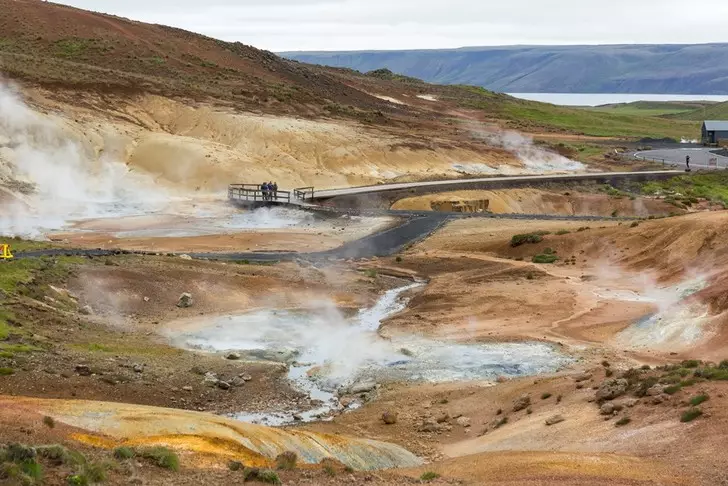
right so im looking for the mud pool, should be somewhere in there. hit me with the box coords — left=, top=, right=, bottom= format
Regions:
left=172, top=282, right=573, bottom=426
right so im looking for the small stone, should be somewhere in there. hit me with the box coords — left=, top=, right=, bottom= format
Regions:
left=217, top=381, right=231, bottom=390
left=240, top=374, right=253, bottom=381
left=652, top=395, right=665, bottom=405
left=513, top=394, right=531, bottom=412
left=349, top=380, right=377, bottom=394
left=182, top=386, right=193, bottom=392
left=646, top=385, right=665, bottom=397
left=143, top=296, right=150, bottom=302
left=80, top=305, right=93, bottom=315
left=293, top=414, right=303, bottom=421
left=545, top=415, right=565, bottom=426
left=230, top=377, right=246, bottom=387
left=456, top=416, right=471, bottom=428
left=436, top=412, right=450, bottom=424
left=132, top=364, right=143, bottom=373
left=225, top=352, right=241, bottom=361
left=75, top=365, right=91, bottom=376
left=382, top=412, right=397, bottom=425
left=496, top=376, right=509, bottom=383
left=340, top=397, right=354, bottom=408
left=619, top=398, right=639, bottom=408
left=177, top=293, right=194, bottom=308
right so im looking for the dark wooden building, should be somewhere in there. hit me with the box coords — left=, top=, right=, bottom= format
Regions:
left=702, top=121, right=728, bottom=144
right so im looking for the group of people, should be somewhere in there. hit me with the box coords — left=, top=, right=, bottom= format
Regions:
left=260, top=181, right=278, bottom=200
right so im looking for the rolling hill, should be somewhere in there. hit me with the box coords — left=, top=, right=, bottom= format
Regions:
left=281, top=44, right=728, bottom=95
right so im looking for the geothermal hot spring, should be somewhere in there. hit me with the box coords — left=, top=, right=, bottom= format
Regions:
left=171, top=281, right=573, bottom=426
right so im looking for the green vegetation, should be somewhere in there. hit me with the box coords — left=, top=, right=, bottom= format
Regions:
left=642, top=173, right=728, bottom=206
left=323, top=464, right=337, bottom=477
left=555, top=230, right=571, bottom=235
left=55, top=38, right=89, bottom=57
left=541, top=393, right=552, bottom=400
left=364, top=269, right=378, bottom=278
left=113, top=447, right=135, bottom=460
left=85, top=343, right=113, bottom=353
left=494, top=417, right=508, bottom=428
left=511, top=231, right=550, bottom=247
left=690, top=394, right=709, bottom=406
left=42, top=416, right=55, bottom=429
left=420, top=471, right=441, bottom=481
left=0, top=367, right=14, bottom=376
left=681, top=408, right=703, bottom=423
left=228, top=460, right=243, bottom=471
left=136, top=447, right=179, bottom=471
left=589, top=101, right=707, bottom=117
left=682, top=360, right=701, bottom=368
left=532, top=254, right=559, bottom=264
left=663, top=384, right=682, bottom=395
left=366, top=68, right=424, bottom=84
left=275, top=451, right=297, bottom=470
left=615, top=417, right=631, bottom=427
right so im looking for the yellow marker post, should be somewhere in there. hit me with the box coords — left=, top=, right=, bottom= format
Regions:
left=0, top=244, right=13, bottom=260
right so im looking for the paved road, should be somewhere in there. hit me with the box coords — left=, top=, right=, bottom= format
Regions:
left=311, top=170, right=682, bottom=199
left=634, top=147, right=728, bottom=170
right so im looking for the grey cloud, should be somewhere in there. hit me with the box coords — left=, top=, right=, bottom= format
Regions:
left=57, top=1, right=728, bottom=51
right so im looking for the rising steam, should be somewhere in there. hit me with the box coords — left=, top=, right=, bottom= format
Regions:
left=0, top=82, right=170, bottom=238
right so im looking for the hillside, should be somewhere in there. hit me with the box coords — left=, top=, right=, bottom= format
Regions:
left=281, top=44, right=728, bottom=95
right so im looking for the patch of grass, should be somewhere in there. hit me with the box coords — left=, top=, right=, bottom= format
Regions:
left=323, top=465, right=336, bottom=477
left=681, top=408, right=703, bottom=423
left=0, top=367, right=14, bottom=375
left=135, top=447, right=179, bottom=471
left=84, top=343, right=113, bottom=353
left=55, top=38, right=89, bottom=57
left=689, top=394, right=709, bottom=406
left=275, top=451, right=297, bottom=471
left=0, top=343, right=41, bottom=354
left=20, top=460, right=43, bottom=482
left=541, top=393, right=552, bottom=400
left=682, top=360, right=701, bottom=368
left=420, top=471, right=441, bottom=481
left=615, top=417, right=631, bottom=427
left=113, top=447, right=135, bottom=460
left=511, top=231, right=550, bottom=247
left=67, top=474, right=88, bottom=486
left=364, top=269, right=378, bottom=278
left=555, top=230, right=571, bottom=235
left=532, top=254, right=559, bottom=264
left=663, top=384, right=682, bottom=395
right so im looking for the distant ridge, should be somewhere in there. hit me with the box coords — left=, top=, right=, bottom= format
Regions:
left=281, top=44, right=728, bottom=95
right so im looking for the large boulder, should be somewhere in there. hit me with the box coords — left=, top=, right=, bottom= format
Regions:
left=177, top=293, right=194, bottom=308
left=596, top=378, right=629, bottom=401
left=513, top=394, right=531, bottom=412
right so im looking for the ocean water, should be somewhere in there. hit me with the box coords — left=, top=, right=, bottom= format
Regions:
left=507, top=93, right=728, bottom=107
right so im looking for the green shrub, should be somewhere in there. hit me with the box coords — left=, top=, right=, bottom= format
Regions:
left=113, top=447, right=134, bottom=460
left=605, top=368, right=614, bottom=377
left=67, top=474, right=88, bottom=486
left=556, top=230, right=571, bottom=235
left=541, top=393, right=552, bottom=400
left=420, top=471, right=441, bottom=481
left=228, top=460, right=243, bottom=471
left=364, top=269, right=377, bottom=278
left=681, top=408, right=702, bottom=423
left=495, top=417, right=508, bottom=428
left=630, top=221, right=640, bottom=228
left=511, top=232, right=549, bottom=247
left=6, top=444, right=36, bottom=463
left=0, top=367, right=14, bottom=375
left=42, top=416, right=55, bottom=429
left=136, top=447, right=179, bottom=471
left=663, top=385, right=682, bottom=395
left=615, top=417, right=631, bottom=427
left=611, top=210, right=619, bottom=217
left=258, top=470, right=282, bottom=484
left=682, top=360, right=700, bottom=368
left=275, top=451, right=297, bottom=470
left=689, top=394, right=709, bottom=406
left=80, top=462, right=107, bottom=483
left=36, top=445, right=73, bottom=465
left=542, top=247, right=555, bottom=255
left=395, top=256, right=403, bottom=263
left=719, top=360, right=728, bottom=369
left=323, top=465, right=336, bottom=477
left=532, top=254, right=558, bottom=264
left=20, top=460, right=43, bottom=481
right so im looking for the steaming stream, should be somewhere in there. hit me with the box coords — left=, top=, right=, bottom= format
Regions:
left=173, top=282, right=572, bottom=426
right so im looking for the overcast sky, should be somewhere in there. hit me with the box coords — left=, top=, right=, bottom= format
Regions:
left=57, top=0, right=728, bottom=52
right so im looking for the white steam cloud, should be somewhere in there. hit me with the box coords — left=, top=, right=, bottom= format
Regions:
left=0, top=82, right=170, bottom=238
left=455, top=123, right=586, bottom=175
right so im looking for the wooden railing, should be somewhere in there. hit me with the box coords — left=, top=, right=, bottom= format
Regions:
left=228, top=184, right=291, bottom=204
left=293, top=186, right=315, bottom=201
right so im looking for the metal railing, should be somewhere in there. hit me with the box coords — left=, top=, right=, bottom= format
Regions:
left=228, top=184, right=291, bottom=204
left=293, top=186, right=315, bottom=201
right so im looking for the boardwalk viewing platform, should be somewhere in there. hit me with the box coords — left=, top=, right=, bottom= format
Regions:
left=227, top=184, right=316, bottom=207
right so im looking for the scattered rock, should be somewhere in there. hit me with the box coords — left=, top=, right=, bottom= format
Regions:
left=600, top=403, right=615, bottom=415
left=617, top=398, right=639, bottom=408
left=456, top=416, right=471, bottom=428
left=596, top=378, right=629, bottom=401
left=75, top=365, right=91, bottom=376
left=293, top=414, right=303, bottom=422
left=382, top=412, right=397, bottom=425
left=435, top=412, right=450, bottom=424
left=177, top=293, right=194, bottom=308
left=339, top=397, right=354, bottom=408
left=179, top=254, right=193, bottom=260
left=79, top=305, right=94, bottom=315
left=513, top=394, right=531, bottom=412
left=496, top=376, right=509, bottom=383
left=646, top=385, right=665, bottom=397
left=349, top=380, right=377, bottom=394
left=132, top=364, right=143, bottom=373
left=230, top=377, right=246, bottom=387
left=182, top=386, right=193, bottom=392
left=574, top=373, right=593, bottom=382
left=545, top=415, right=565, bottom=426
left=240, top=374, right=253, bottom=381
left=143, top=296, right=150, bottom=302
left=217, top=381, right=231, bottom=391
left=225, top=352, right=241, bottom=361
left=203, top=372, right=219, bottom=387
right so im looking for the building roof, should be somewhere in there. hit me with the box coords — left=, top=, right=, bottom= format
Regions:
left=703, top=120, right=728, bottom=131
